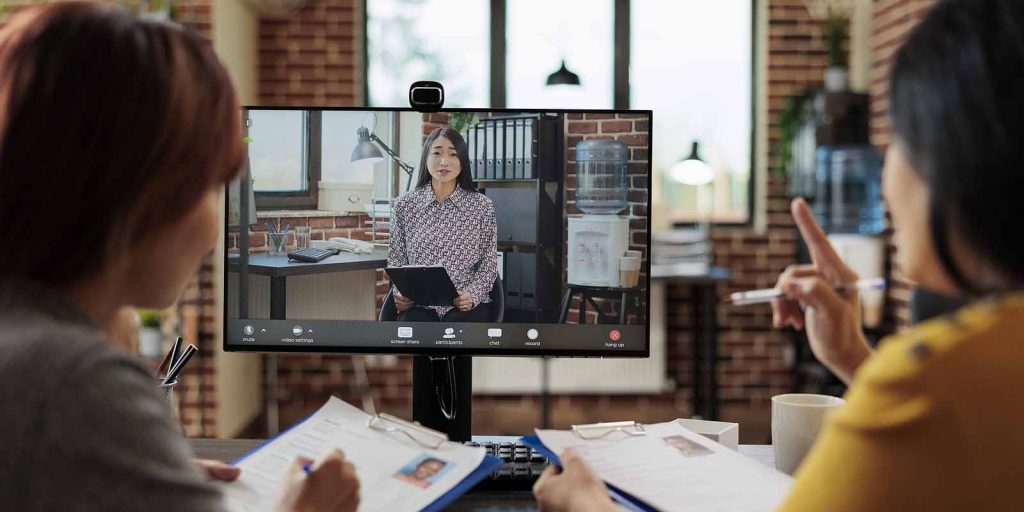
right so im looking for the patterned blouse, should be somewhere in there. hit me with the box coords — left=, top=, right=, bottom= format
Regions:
left=388, top=184, right=498, bottom=317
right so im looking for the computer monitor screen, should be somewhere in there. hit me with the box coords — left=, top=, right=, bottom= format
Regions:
left=225, top=107, right=651, bottom=357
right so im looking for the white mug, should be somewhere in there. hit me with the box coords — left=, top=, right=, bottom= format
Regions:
left=771, top=393, right=845, bottom=475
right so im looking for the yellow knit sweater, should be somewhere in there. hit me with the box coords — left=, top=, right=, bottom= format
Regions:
left=779, top=294, right=1024, bottom=511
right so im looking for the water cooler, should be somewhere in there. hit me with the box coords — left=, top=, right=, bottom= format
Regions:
left=567, top=140, right=631, bottom=287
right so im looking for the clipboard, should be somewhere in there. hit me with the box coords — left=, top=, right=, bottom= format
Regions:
left=386, top=266, right=458, bottom=306
left=522, top=420, right=657, bottom=512
left=365, top=413, right=503, bottom=512
left=229, top=398, right=502, bottom=512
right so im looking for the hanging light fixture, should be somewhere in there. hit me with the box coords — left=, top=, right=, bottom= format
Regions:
left=546, top=59, right=581, bottom=86
left=670, top=141, right=715, bottom=186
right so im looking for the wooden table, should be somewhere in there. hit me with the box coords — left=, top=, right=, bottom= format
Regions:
left=190, top=438, right=774, bottom=511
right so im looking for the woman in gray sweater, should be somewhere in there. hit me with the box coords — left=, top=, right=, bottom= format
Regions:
left=0, top=3, right=359, bottom=511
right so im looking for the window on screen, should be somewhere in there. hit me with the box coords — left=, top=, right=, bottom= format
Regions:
left=248, top=109, right=307, bottom=193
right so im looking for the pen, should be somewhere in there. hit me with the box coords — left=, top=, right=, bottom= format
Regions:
left=264, top=222, right=279, bottom=246
left=302, top=463, right=312, bottom=474
left=157, top=342, right=174, bottom=377
left=162, top=344, right=198, bottom=385
left=725, top=277, right=886, bottom=306
left=168, top=336, right=182, bottom=375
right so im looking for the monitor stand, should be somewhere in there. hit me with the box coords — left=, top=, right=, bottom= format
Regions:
left=412, top=355, right=472, bottom=442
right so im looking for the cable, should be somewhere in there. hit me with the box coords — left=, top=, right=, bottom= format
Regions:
left=431, top=356, right=458, bottom=420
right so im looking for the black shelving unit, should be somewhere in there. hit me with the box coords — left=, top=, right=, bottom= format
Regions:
left=467, top=114, right=564, bottom=323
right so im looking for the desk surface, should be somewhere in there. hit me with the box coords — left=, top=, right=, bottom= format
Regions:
left=190, top=438, right=774, bottom=511
left=227, top=247, right=388, bottom=277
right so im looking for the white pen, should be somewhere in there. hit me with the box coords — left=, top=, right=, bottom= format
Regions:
left=725, top=277, right=886, bottom=306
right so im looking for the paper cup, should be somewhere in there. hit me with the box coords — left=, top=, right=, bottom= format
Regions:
left=771, top=393, right=844, bottom=475
left=619, top=256, right=641, bottom=287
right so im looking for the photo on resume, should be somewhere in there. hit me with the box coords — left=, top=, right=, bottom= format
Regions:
left=392, top=453, right=454, bottom=489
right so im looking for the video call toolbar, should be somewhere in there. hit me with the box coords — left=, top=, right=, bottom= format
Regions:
left=227, top=320, right=647, bottom=354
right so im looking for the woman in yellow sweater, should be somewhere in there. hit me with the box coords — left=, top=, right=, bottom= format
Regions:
left=533, top=0, right=1024, bottom=510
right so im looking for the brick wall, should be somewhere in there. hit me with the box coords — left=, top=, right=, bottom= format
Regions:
left=871, top=0, right=937, bottom=328
left=258, top=0, right=360, bottom=106
left=219, top=0, right=939, bottom=439
left=2, top=0, right=935, bottom=439
left=227, top=213, right=373, bottom=252
left=679, top=0, right=830, bottom=434
left=249, top=0, right=834, bottom=439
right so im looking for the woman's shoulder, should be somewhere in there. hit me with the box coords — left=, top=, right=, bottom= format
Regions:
left=393, top=188, right=420, bottom=208
left=845, top=294, right=1024, bottom=420
left=465, top=189, right=494, bottom=210
left=0, top=316, right=153, bottom=398
left=872, top=293, right=1024, bottom=372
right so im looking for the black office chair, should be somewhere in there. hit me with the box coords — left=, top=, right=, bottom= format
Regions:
left=379, top=276, right=505, bottom=322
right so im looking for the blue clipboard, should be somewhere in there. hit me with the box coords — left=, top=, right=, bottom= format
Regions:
left=230, top=409, right=504, bottom=511
left=521, top=435, right=658, bottom=512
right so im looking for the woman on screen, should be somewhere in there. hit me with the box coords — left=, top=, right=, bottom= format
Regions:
left=533, top=0, right=1024, bottom=510
left=0, top=3, right=358, bottom=510
left=388, top=126, right=499, bottom=322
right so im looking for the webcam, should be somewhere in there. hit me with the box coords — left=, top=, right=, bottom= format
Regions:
left=409, top=81, right=444, bottom=112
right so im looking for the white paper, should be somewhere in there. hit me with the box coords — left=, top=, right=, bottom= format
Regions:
left=217, top=397, right=485, bottom=512
left=537, top=420, right=792, bottom=512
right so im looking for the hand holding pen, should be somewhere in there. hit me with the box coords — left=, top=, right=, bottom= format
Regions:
left=768, top=199, right=874, bottom=384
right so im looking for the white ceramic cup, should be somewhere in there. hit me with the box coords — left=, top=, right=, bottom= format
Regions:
left=771, top=393, right=845, bottom=475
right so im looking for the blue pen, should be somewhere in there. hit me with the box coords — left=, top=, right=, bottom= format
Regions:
left=302, top=463, right=312, bottom=474
left=263, top=222, right=278, bottom=246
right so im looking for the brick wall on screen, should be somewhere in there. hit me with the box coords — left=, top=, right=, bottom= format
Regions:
left=871, top=0, right=937, bottom=328
left=563, top=113, right=649, bottom=325
left=258, top=0, right=360, bottom=106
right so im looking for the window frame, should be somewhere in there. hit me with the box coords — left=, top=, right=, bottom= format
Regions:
left=251, top=110, right=322, bottom=210
left=362, top=0, right=757, bottom=226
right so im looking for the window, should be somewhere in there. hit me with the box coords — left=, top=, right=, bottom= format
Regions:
left=365, top=0, right=755, bottom=223
left=246, top=109, right=321, bottom=209
left=366, top=0, right=489, bottom=107
left=321, top=111, right=402, bottom=199
left=506, top=0, right=613, bottom=109
left=632, top=0, right=752, bottom=224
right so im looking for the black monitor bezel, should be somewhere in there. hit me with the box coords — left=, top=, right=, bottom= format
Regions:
left=225, top=106, right=653, bottom=358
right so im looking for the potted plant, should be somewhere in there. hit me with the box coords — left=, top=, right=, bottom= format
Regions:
left=807, top=0, right=853, bottom=92
left=137, top=309, right=164, bottom=359
left=447, top=112, right=478, bottom=134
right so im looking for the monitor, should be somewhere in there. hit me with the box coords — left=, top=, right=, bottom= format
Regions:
left=224, top=107, right=652, bottom=358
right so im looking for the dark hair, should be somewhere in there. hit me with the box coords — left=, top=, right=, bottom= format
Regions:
left=417, top=457, right=446, bottom=467
left=0, top=2, right=244, bottom=287
left=414, top=126, right=477, bottom=192
left=889, top=0, right=1024, bottom=293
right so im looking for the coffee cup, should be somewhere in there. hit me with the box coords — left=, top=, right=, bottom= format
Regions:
left=771, top=393, right=845, bottom=475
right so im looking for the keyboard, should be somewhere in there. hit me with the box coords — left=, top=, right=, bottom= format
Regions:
left=464, top=439, right=551, bottom=491
left=288, top=247, right=340, bottom=263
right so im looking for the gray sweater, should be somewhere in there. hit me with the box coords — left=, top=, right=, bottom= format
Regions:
left=0, top=282, right=225, bottom=511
